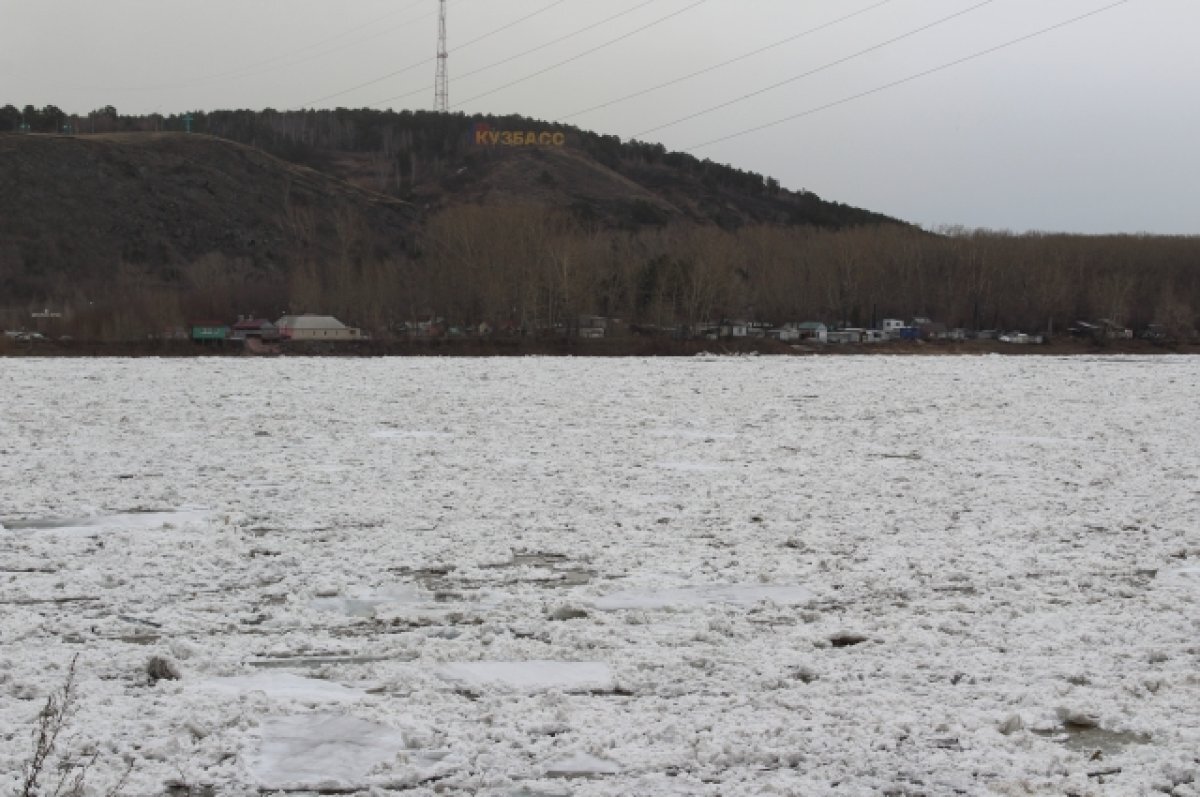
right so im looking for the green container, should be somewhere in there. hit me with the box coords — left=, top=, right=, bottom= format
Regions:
left=191, top=325, right=229, bottom=341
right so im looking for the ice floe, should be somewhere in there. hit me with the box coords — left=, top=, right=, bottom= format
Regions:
left=310, top=583, right=430, bottom=617
left=436, top=661, right=615, bottom=693
left=193, top=673, right=367, bottom=704
left=0, top=508, right=210, bottom=536
left=1156, top=566, right=1200, bottom=588
left=251, top=714, right=407, bottom=789
left=544, top=751, right=622, bottom=778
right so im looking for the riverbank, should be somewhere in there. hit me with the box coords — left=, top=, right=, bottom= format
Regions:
left=1, top=336, right=1196, bottom=358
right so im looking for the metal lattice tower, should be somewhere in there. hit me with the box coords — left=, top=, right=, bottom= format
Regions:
left=434, top=0, right=449, bottom=112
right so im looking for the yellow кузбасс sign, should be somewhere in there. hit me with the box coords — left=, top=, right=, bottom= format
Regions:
left=473, top=123, right=566, bottom=147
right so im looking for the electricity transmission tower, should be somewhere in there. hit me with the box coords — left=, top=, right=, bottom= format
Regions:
left=434, top=0, right=449, bottom=112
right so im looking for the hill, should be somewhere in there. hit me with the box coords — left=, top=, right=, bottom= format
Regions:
left=0, top=131, right=415, bottom=302
left=226, top=110, right=900, bottom=231
left=1, top=107, right=1196, bottom=342
left=0, top=109, right=907, bottom=339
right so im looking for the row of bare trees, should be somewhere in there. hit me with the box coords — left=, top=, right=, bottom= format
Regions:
left=403, top=208, right=1199, bottom=336
left=7, top=210, right=1197, bottom=341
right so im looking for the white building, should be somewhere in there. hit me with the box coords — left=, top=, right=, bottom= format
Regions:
left=793, top=322, right=828, bottom=343
left=275, top=315, right=363, bottom=341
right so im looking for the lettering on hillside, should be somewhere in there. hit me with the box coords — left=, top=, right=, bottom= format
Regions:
left=473, top=123, right=566, bottom=148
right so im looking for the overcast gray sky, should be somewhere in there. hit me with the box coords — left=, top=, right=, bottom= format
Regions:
left=3, top=0, right=1196, bottom=234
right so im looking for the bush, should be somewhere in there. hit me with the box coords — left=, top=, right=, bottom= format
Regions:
left=18, top=656, right=131, bottom=797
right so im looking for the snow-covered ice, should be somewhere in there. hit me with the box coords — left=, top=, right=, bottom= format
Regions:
left=0, top=508, right=210, bottom=537
left=544, top=751, right=622, bottom=778
left=1, top=355, right=1198, bottom=795
left=591, top=584, right=812, bottom=610
left=437, top=661, right=615, bottom=693
left=192, top=672, right=368, bottom=704
left=310, top=583, right=430, bottom=617
left=252, top=714, right=407, bottom=789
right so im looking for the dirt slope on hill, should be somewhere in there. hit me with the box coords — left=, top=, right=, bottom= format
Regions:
left=305, top=135, right=896, bottom=231
left=179, top=110, right=902, bottom=232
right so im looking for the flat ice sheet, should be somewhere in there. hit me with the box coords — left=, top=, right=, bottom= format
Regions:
left=192, top=673, right=367, bottom=704
left=0, top=509, right=210, bottom=536
left=437, top=661, right=615, bottom=693
left=252, top=714, right=406, bottom=789
left=545, top=751, right=622, bottom=777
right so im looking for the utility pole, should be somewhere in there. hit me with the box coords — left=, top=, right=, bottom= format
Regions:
left=434, top=0, right=449, bottom=112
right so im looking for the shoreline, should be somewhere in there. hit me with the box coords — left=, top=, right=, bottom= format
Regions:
left=1, top=337, right=1195, bottom=358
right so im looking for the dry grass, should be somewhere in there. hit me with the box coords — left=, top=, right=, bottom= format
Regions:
left=18, top=656, right=131, bottom=797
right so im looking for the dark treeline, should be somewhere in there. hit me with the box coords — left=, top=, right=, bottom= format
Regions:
left=401, top=211, right=1200, bottom=336
left=12, top=213, right=1195, bottom=342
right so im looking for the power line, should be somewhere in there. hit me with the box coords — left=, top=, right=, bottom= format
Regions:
left=450, top=0, right=709, bottom=110
left=556, top=0, right=895, bottom=122
left=368, top=0, right=659, bottom=110
left=300, top=0, right=570, bottom=109
left=683, top=0, right=1131, bottom=152
left=634, top=0, right=997, bottom=139
left=106, top=0, right=435, bottom=92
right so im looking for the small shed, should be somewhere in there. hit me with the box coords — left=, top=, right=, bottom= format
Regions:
left=230, top=318, right=279, bottom=341
left=795, top=322, right=828, bottom=343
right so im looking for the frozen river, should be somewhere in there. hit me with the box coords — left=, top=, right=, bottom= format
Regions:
left=1, top=356, right=1198, bottom=795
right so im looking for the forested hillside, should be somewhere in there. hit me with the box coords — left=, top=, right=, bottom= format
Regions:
left=1, top=105, right=895, bottom=230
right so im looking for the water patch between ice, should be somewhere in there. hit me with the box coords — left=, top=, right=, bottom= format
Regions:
left=252, top=714, right=407, bottom=790
left=591, top=584, right=812, bottom=611
left=1033, top=726, right=1151, bottom=755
